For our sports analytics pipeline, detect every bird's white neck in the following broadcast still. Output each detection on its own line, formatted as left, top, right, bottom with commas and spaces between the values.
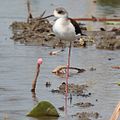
56, 17, 69, 26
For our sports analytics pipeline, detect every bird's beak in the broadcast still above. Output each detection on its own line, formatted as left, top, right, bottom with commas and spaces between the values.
47, 14, 54, 18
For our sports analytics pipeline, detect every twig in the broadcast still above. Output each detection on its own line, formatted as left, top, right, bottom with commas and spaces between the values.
27, 0, 33, 23
71, 18, 120, 22
31, 58, 42, 92
41, 14, 54, 20
110, 102, 120, 120
40, 10, 46, 18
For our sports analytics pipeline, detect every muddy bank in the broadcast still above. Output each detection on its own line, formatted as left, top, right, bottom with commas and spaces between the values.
10, 16, 120, 50
95, 31, 120, 50
10, 17, 89, 48
10, 17, 60, 47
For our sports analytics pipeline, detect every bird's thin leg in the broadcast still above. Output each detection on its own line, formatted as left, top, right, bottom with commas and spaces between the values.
65, 41, 72, 118
65, 41, 72, 96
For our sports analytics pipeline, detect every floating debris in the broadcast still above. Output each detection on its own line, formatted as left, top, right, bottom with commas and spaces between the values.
45, 81, 51, 87
112, 66, 120, 69
108, 58, 114, 61
49, 49, 64, 55
52, 65, 85, 77
89, 67, 96, 71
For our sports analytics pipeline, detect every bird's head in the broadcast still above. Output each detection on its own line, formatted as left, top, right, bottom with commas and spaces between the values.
53, 7, 68, 18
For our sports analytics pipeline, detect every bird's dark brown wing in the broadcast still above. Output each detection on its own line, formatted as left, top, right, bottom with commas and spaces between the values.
69, 18, 83, 35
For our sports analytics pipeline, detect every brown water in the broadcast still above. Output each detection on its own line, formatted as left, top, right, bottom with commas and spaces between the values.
0, 0, 120, 120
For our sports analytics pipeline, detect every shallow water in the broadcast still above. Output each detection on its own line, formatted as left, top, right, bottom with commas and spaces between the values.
0, 0, 120, 120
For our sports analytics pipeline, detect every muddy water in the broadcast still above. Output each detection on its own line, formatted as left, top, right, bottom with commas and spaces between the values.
0, 0, 120, 120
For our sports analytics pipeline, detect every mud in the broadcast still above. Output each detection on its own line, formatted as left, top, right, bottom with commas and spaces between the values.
10, 17, 89, 48
96, 31, 120, 50
51, 82, 89, 96
10, 16, 120, 50
10, 17, 59, 47
10, 17, 89, 47
74, 102, 94, 108
73, 112, 99, 120
51, 82, 100, 119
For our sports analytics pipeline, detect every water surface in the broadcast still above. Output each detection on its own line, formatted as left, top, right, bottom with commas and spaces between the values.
0, 0, 120, 120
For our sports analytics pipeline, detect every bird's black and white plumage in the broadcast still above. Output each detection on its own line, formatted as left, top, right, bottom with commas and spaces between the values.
52, 7, 83, 95
53, 7, 83, 42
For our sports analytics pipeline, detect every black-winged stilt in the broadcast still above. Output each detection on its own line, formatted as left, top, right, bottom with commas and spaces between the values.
53, 7, 84, 96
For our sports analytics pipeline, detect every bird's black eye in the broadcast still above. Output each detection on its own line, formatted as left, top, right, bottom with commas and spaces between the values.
58, 10, 65, 14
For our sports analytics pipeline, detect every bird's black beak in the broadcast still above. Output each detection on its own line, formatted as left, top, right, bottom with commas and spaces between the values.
48, 14, 54, 18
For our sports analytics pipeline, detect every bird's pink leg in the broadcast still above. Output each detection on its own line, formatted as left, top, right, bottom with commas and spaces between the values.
65, 41, 72, 96
65, 41, 72, 118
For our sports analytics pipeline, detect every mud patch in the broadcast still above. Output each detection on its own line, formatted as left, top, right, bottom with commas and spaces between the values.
10, 18, 60, 46
73, 112, 100, 120
51, 82, 90, 96
74, 102, 94, 108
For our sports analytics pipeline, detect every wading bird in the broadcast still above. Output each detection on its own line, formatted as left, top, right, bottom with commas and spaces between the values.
52, 7, 84, 95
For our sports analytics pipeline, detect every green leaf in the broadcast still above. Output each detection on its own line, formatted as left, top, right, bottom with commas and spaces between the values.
117, 82, 120, 86
27, 101, 59, 118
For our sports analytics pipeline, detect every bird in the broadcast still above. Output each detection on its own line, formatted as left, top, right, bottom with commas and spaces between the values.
53, 7, 84, 41
52, 7, 84, 96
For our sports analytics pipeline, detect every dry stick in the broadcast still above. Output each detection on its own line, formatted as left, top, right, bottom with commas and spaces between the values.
41, 15, 120, 22
38, 15, 120, 22
31, 20, 40, 31
86, 0, 95, 31
31, 10, 46, 31
31, 64, 40, 92
27, 0, 33, 23
72, 18, 120, 22
110, 102, 120, 120
41, 15, 54, 20
3, 113, 8, 120
40, 10, 46, 18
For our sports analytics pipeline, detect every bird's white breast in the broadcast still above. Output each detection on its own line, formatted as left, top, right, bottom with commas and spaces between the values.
53, 18, 76, 41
